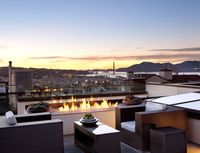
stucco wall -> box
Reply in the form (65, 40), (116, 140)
(146, 83), (200, 97)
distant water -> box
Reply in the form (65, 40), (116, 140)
(87, 71), (127, 78)
(87, 71), (200, 78)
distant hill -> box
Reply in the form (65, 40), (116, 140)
(175, 61), (200, 72)
(0, 67), (90, 78)
(117, 61), (200, 72)
(0, 61), (199, 78)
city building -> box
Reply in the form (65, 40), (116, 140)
(14, 70), (33, 93)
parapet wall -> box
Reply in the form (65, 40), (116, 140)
(146, 82), (200, 97)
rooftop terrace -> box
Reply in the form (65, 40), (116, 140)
(63, 135), (200, 153)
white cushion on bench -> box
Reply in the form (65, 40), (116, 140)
(121, 121), (136, 132)
(145, 101), (166, 111)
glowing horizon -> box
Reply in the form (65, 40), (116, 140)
(0, 0), (200, 70)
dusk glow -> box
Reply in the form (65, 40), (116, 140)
(0, 0), (200, 69)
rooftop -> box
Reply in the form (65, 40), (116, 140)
(63, 135), (200, 153)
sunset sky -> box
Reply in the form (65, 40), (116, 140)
(0, 0), (200, 70)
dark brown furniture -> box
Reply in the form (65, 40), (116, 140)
(0, 113), (64, 153)
(150, 126), (187, 153)
(115, 103), (187, 151)
(15, 112), (52, 122)
(74, 121), (121, 153)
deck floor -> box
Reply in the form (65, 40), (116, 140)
(64, 135), (143, 153)
(64, 135), (200, 153)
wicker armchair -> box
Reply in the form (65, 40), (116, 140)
(115, 102), (187, 151)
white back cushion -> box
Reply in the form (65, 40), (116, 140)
(121, 121), (136, 132)
(145, 101), (166, 111)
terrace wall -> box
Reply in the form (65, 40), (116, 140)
(146, 82), (200, 97)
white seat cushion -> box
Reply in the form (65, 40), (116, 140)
(5, 111), (17, 125)
(145, 101), (166, 111)
(121, 121), (135, 132)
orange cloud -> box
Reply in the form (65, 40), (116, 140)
(150, 47), (200, 52)
(29, 53), (200, 61)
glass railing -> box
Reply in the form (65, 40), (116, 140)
(16, 84), (146, 101)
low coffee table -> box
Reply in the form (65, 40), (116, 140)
(74, 121), (121, 153)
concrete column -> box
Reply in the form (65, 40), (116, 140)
(8, 61), (17, 111)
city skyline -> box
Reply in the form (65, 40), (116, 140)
(0, 0), (200, 70)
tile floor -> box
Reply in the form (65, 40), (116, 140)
(64, 135), (200, 153)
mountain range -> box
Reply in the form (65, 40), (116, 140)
(117, 61), (200, 72)
(0, 61), (199, 77)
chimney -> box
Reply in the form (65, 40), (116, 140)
(159, 68), (173, 80)
(127, 71), (134, 79)
(113, 62), (115, 74)
(9, 61), (12, 86)
(8, 61), (17, 111)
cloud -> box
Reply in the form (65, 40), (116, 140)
(30, 55), (135, 61)
(144, 53), (200, 60)
(150, 47), (200, 52)
(0, 45), (10, 50)
(29, 53), (200, 62)
(0, 46), (6, 49)
(30, 56), (64, 59)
